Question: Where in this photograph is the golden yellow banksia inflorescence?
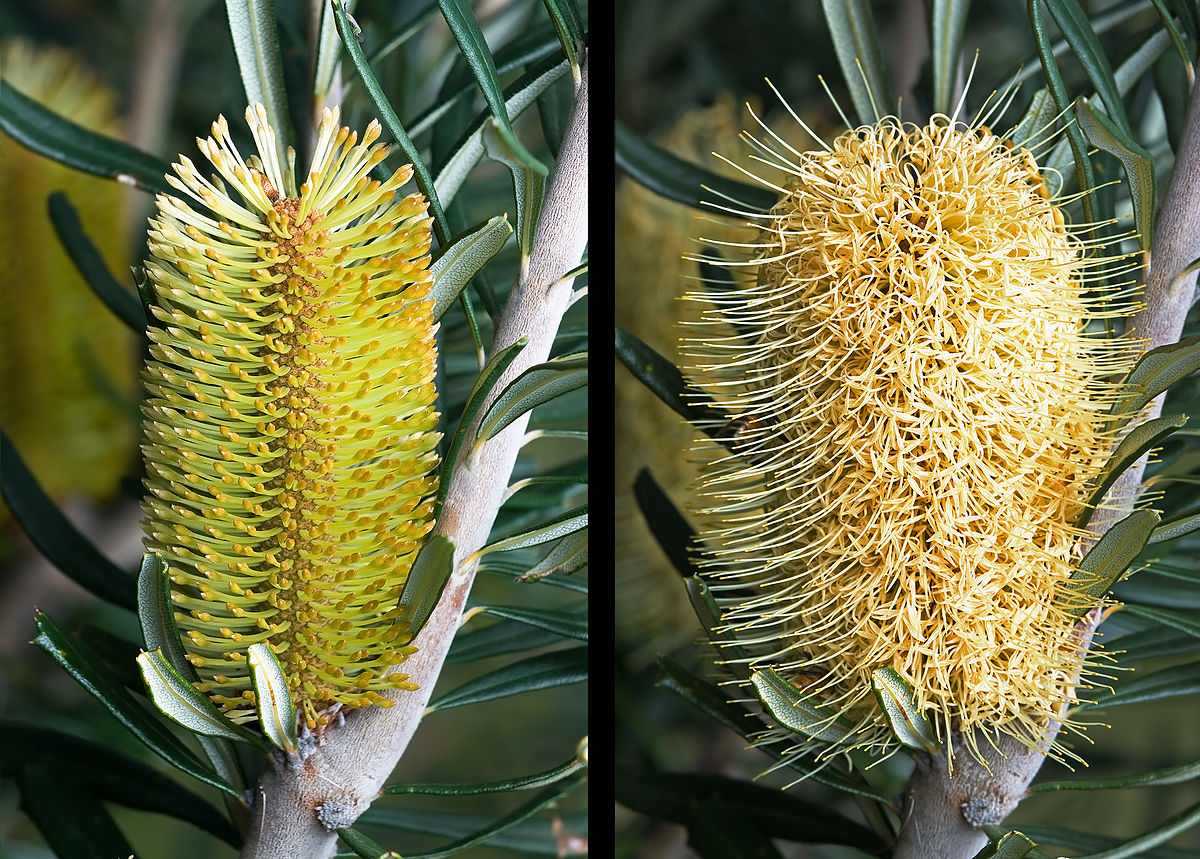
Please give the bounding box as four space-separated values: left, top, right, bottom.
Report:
141 105 440 728
685 102 1141 764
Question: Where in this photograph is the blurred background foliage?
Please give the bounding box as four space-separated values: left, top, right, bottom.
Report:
0 0 586 856
616 1 1200 856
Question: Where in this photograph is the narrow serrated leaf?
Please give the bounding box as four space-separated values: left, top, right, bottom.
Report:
136 553 194 677
477 353 588 442
436 337 527 515
614 326 725 428
1148 509 1200 544
397 535 456 641
752 668 857 744
1123 603 1200 639
431 215 513 321
385 753 585 795
479 604 586 640
632 468 697 578
1078 414 1188 529
1111 335 1200 422
615 119 776 213
1075 97 1155 251
138 649 266 749
931 0 969 116
871 666 938 752
1032 756 1200 792
0 83 174 193
480 506 587 555
0 432 137 609
518 529 587 581
247 643 297 753
821 0 891 124
427 646 587 711
436 58 569 207
1066 510 1161 615
33 613 240 796
47 192 145 331
224 0 291 164
1044 0 1131 133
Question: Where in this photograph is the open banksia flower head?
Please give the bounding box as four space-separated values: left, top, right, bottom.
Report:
684 92 1141 765
141 104 439 728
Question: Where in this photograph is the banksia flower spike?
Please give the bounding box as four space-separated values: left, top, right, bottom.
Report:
141 104 440 728
685 88 1142 766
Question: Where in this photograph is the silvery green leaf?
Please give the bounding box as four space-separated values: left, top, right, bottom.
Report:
871 666 938 752
247 642 298 753
397 535 456 642
431 216 513 321
137 649 264 748
751 668 856 744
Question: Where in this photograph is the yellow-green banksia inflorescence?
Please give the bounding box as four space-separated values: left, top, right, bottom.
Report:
685 100 1142 765
141 104 439 729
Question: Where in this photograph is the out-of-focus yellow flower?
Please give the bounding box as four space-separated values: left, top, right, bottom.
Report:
0 39 137 508
142 105 440 728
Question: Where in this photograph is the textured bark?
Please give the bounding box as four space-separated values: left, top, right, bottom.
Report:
892 74 1200 859
237 56 588 859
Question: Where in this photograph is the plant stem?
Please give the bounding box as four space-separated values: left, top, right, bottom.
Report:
892 73 1200 859
237 54 588 859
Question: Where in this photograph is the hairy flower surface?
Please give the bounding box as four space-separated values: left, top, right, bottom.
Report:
142 105 439 727
686 110 1138 762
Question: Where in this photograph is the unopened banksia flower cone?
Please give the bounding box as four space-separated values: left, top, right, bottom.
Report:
141 105 440 728
684 97 1141 765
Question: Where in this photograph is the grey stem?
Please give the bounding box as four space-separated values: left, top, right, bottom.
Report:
237 55 588 859
892 73 1200 859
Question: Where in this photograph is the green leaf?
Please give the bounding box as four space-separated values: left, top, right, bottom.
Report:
614 326 725 429
615 119 776 213
1068 798 1200 858
247 642 298 753
339 826 395 858
431 215 513 321
871 666 938 752
436 336 527 516
656 659 889 801
821 0 891 124
1079 659 1200 709
364 772 586 858
358 809 586 856
436 57 569 208
632 467 697 578
974 831 1038 859
541 0 584 73
1075 97 1155 251
1 720 240 846
1111 335 1200 423
397 534 456 641
478 604 587 641
137 649 267 750
1 431 137 610
518 528 588 581
17 766 136 859
1043 0 1131 134
1028 0 1099 222
332 0 450 248
686 576 753 674
0 82 173 193
436 0 546 177
1065 509 1161 615
33 612 241 796
385 752 585 795
1112 624 1200 663
427 646 587 711
477 351 587 442
1032 756 1200 792
931 0 970 116
615 765 885 850
480 505 587 555
482 120 545 259
137 553 195 677
224 0 292 166
752 668 857 744
47 191 145 331
312 0 356 108
1123 603 1200 639
447 618 564 664
1078 414 1188 529
1012 88 1059 149
1148 509 1200 544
